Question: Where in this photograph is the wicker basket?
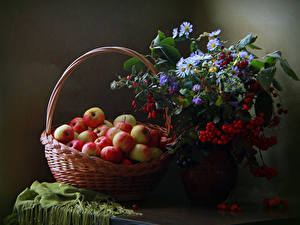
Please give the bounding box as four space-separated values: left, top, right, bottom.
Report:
40 47 173 200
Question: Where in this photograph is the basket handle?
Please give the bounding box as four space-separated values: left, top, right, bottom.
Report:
45 46 161 135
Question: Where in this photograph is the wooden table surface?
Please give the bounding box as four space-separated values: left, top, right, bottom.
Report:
116 194 299 225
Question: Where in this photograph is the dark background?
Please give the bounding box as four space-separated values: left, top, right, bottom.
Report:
1 0 300 221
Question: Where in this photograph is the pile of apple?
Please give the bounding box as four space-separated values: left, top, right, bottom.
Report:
53 107 168 165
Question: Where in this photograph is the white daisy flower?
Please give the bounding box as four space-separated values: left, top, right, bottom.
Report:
172 28 178 39
209 29 221 37
179 21 193 37
185 56 196 71
176 58 189 77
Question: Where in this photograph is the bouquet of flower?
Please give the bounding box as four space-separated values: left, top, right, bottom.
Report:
111 22 298 180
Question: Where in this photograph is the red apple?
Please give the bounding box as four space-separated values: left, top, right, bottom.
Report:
95 136 112 152
93 124 110 137
82 142 98 156
148 129 162 147
115 121 133 133
83 107 105 128
121 159 133 165
67 139 85 151
77 130 97 143
101 146 122 163
106 127 120 140
54 124 74 144
113 114 136 127
112 131 135 153
129 144 151 162
69 117 88 133
130 125 150 144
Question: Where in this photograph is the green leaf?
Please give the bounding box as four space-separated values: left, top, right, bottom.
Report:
255 91 273 126
238 33 257 49
280 58 299 81
179 88 188 95
160 44 181 65
174 105 183 115
272 78 283 91
192 73 201 82
155 59 168 65
263 51 281 68
123 57 145 73
190 41 197 52
215 95 223 106
247 44 262 50
251 59 264 70
257 66 276 92
265 51 282 59
158 30 166 39
264 56 278 67
152 30 166 47
160 37 175 46
184 81 193 88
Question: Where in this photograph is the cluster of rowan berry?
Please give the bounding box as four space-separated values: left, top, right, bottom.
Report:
242 92 255 110
198 114 277 151
218 51 233 69
252 164 278 180
142 92 158 119
249 134 277 150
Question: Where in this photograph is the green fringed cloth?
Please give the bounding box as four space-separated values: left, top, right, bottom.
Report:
4 181 141 225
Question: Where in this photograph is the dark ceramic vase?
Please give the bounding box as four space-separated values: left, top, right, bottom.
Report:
181 149 238 205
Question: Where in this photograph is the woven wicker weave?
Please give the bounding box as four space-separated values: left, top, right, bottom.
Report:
40 47 173 200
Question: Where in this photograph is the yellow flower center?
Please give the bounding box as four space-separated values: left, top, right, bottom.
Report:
181 68 186 72
184 26 190 32
211 43 216 48
188 64 193 69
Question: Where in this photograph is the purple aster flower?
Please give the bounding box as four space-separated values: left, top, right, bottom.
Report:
207 38 220 51
169 82 178 91
239 51 248 59
209 29 221 37
231 66 239 75
172 28 178 39
179 21 193 37
192 97 203 105
169 76 179 91
248 54 254 62
239 51 255 63
192 84 201 91
231 52 238 57
159 74 168 86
